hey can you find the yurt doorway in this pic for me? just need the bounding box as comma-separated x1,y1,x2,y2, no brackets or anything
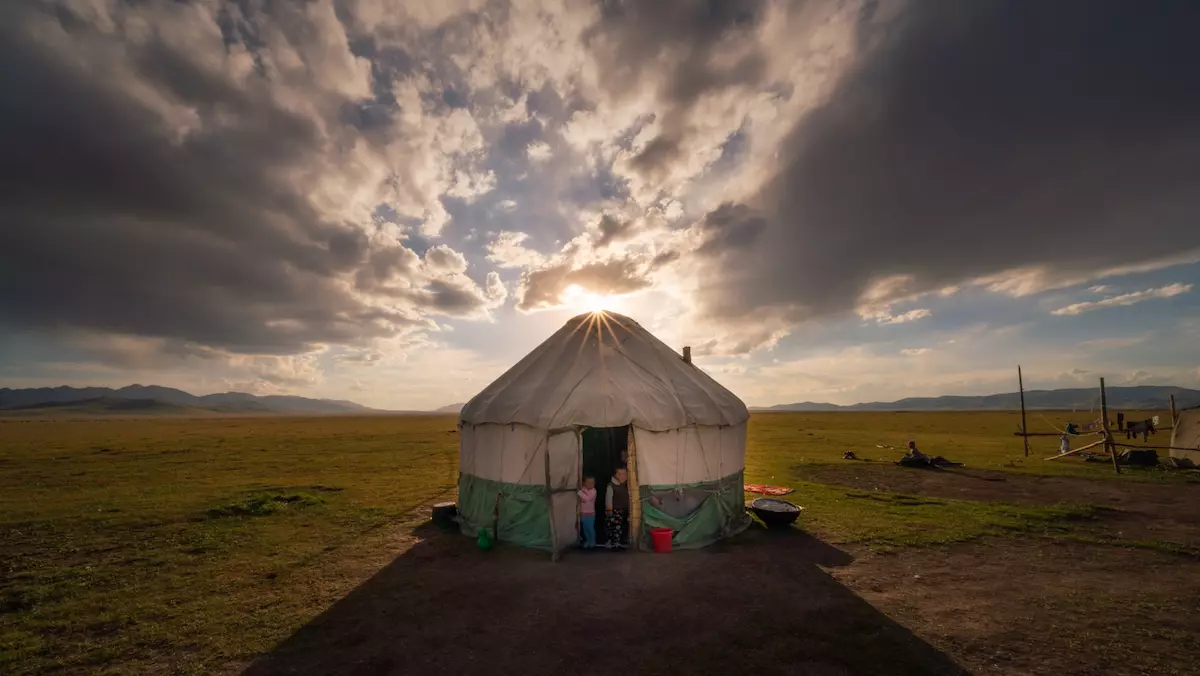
580,426,629,547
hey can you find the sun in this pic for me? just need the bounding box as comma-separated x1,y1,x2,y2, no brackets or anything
563,284,618,313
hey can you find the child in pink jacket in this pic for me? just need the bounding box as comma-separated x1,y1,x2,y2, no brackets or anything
577,476,597,549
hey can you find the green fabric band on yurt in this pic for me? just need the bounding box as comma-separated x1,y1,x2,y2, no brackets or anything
638,471,749,549
457,474,552,550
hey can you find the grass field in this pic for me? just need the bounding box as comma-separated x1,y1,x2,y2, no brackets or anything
1,412,1197,675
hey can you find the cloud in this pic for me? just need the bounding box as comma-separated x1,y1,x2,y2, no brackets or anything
227,354,325,389
682,1,1200,350
1121,369,1158,386
487,231,548,269
1050,283,1193,316
7,0,1200,408
862,308,932,325
49,328,335,395
900,348,931,356
694,203,768,255
0,1,502,358
972,252,1200,298
334,349,385,365
425,245,469,272
584,1,772,175
594,214,637,248
526,141,552,162
516,258,655,312
485,271,508,304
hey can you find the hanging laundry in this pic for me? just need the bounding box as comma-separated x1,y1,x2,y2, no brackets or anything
1126,419,1156,442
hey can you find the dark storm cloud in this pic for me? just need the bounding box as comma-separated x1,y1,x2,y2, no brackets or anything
0,3,486,355
586,0,770,178
594,214,636,248
696,0,1200,328
695,203,766,255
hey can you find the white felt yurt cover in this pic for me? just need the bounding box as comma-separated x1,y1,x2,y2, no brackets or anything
1169,408,1200,467
457,311,751,552
460,311,748,431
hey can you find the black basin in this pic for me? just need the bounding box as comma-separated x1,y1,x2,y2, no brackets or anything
749,497,802,529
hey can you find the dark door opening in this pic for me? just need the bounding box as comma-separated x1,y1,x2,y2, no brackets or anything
580,425,629,547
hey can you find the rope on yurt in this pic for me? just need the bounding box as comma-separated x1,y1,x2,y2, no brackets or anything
680,425,688,488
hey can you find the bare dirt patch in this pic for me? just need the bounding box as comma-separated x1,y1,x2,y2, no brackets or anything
801,464,1200,546
833,539,1200,676
243,525,966,676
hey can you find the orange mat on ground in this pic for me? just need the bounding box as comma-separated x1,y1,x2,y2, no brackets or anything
743,484,795,496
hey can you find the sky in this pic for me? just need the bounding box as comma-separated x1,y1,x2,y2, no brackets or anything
2,0,1200,410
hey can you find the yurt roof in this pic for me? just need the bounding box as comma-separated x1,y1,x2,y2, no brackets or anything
460,311,749,431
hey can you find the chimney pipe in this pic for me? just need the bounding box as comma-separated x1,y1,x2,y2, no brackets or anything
682,346,692,364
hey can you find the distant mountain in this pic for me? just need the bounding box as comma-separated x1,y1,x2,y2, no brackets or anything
435,403,465,414
752,386,1200,412
0,384,377,415
3,396,204,416
754,401,844,412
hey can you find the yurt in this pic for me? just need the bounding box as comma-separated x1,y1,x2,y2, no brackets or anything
457,311,750,555
1169,407,1200,468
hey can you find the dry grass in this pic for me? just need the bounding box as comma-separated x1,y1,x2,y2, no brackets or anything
1,411,1196,674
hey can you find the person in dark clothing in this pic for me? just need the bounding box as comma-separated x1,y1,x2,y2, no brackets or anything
898,440,963,468
604,467,630,549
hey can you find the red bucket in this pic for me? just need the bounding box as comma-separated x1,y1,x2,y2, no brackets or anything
650,527,673,553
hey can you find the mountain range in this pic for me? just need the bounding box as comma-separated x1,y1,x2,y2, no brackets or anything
4,384,1196,417
0,384,378,415
751,386,1200,412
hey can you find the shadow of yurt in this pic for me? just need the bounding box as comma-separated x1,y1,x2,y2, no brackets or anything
242,522,968,676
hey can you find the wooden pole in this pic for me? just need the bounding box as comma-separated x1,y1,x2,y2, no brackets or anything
626,427,642,551
1100,377,1120,475
1044,437,1108,460
1018,366,1030,458
1170,394,1178,425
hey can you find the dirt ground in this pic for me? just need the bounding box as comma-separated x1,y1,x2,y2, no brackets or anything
239,464,1200,676
242,525,966,676
241,516,1200,676
833,540,1200,676
801,464,1200,546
